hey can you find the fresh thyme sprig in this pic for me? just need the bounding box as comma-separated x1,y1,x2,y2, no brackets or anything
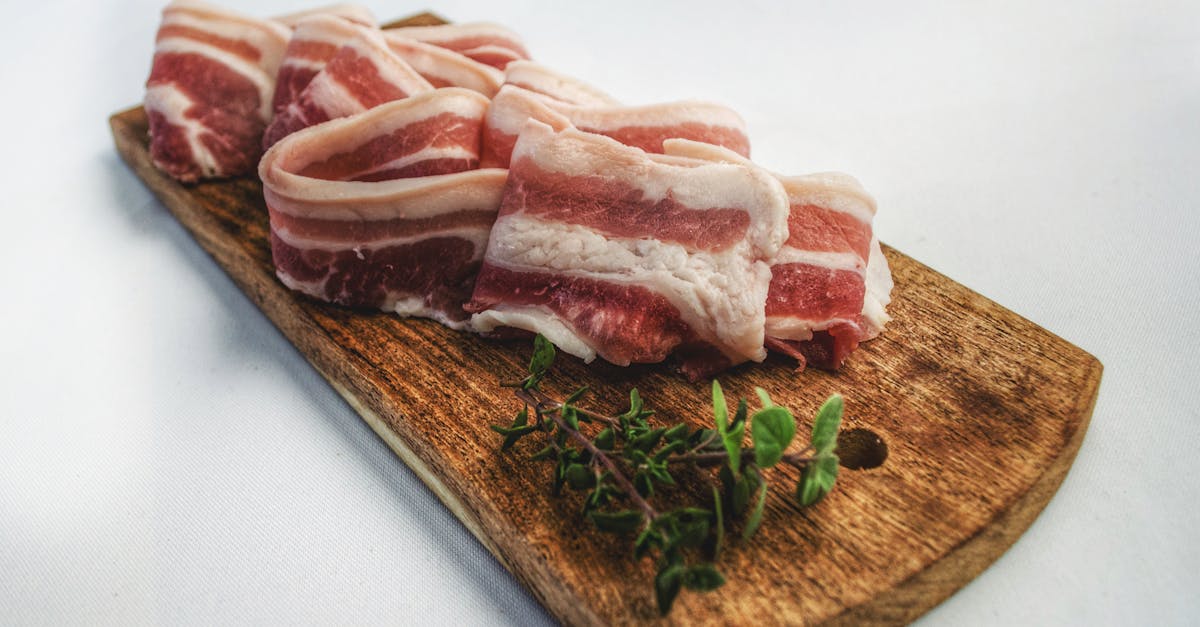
492,334,845,615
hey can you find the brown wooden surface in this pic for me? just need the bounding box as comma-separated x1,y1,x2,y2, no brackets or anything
110,46,1100,624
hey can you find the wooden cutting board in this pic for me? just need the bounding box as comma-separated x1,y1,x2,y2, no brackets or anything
111,24,1100,623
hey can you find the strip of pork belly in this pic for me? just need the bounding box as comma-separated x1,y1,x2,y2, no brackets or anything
482,85,749,168
467,121,788,372
260,88,507,328
663,138,893,368
270,15,370,117
144,0,290,182
501,60,618,106
262,26,432,149
272,3,375,28
383,22,530,69
382,33,504,97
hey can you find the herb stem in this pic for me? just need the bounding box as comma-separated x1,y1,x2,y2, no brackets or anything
670,449,818,468
515,387,658,522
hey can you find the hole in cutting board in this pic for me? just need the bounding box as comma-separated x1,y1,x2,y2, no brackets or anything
838,428,888,470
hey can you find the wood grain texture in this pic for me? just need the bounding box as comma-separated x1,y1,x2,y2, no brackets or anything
111,24,1100,622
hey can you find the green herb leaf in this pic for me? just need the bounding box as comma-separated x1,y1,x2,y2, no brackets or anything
630,427,667,453
712,380,728,431
811,394,844,455
528,334,556,377
593,427,615,451
711,486,725,560
562,404,580,431
755,387,774,408
796,452,840,507
655,564,685,615
732,473,751,514
664,423,690,443
564,386,589,405
751,406,796,468
589,509,643,534
530,444,555,461
742,480,769,540
565,463,593,490
681,564,725,591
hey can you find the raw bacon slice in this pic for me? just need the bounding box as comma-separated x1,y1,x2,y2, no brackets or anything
482,84,750,168
663,139,893,369
382,33,504,97
467,121,789,374
260,88,508,328
144,0,290,182
501,60,618,106
383,22,530,69
272,3,375,28
269,15,370,117
262,26,433,149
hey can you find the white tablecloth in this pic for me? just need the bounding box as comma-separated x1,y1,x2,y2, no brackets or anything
2,0,1197,624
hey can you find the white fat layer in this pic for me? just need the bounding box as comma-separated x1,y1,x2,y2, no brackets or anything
772,246,865,272
392,296,471,331
483,215,772,363
383,22,524,50
489,86,744,138
264,168,507,220
861,238,894,340
469,307,599,363
341,144,477,182
162,4,289,72
272,4,376,28
384,35,504,96
272,225,491,257
303,70,371,118
503,60,618,106
144,84,219,176
154,38,276,120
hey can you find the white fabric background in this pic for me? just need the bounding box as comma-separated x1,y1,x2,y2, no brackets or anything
1,0,1197,624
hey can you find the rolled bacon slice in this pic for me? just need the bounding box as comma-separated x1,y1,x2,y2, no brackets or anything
663,139,893,369
467,121,789,377
382,33,504,97
501,60,618,106
260,88,508,328
383,22,530,69
482,84,750,168
262,26,432,149
272,3,375,28
270,15,370,117
144,0,290,182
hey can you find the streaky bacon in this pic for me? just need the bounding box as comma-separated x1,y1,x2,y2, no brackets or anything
482,84,750,168
260,88,508,327
501,60,618,106
383,22,530,69
262,25,433,149
662,139,893,369
467,120,788,376
382,33,504,97
270,15,370,117
144,0,290,182
272,3,375,28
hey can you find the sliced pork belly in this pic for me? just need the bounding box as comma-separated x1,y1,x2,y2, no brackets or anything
144,0,290,182
501,60,618,105
482,84,750,168
262,26,432,149
383,22,530,69
663,139,893,369
270,15,370,117
382,33,504,97
272,3,375,28
260,88,508,327
467,121,788,376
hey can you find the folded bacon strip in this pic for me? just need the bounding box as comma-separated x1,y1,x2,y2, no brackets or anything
382,33,505,97
262,26,432,148
383,22,530,69
663,139,893,369
482,84,750,168
260,88,508,327
272,3,375,28
501,60,618,106
145,0,290,181
270,15,369,117
467,121,788,376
